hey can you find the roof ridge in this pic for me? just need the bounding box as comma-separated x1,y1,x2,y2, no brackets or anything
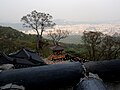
24,48,36,53
2,53,13,61
22,48,31,59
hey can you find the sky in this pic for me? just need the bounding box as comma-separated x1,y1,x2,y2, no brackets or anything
0,0,120,23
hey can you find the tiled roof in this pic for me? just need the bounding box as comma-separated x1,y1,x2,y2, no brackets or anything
50,45,64,51
9,48,46,65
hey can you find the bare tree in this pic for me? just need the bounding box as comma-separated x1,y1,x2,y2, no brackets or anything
47,28,69,45
21,10,55,51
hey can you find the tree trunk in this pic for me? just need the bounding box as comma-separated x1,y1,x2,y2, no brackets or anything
36,29,40,53
40,26,44,38
91,44,95,61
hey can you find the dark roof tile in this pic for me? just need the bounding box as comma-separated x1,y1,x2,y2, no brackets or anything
50,45,64,51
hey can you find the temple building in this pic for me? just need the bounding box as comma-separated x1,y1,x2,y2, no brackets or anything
9,48,46,65
48,45,83,62
0,48,46,69
48,45,66,61
0,53,35,69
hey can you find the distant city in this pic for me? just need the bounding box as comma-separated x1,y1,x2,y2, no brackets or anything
0,21,120,44
0,21,120,35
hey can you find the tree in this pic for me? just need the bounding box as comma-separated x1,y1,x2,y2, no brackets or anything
82,31,103,61
21,10,55,51
102,34,120,60
82,31,120,61
47,28,69,45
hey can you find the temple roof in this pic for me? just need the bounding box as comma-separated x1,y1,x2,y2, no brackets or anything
0,53,35,65
9,48,46,65
50,45,64,51
0,53,13,65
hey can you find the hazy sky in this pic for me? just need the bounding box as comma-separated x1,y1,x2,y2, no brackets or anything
0,0,120,23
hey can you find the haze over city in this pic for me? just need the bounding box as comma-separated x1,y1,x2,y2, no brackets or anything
0,0,120,23
0,0,120,38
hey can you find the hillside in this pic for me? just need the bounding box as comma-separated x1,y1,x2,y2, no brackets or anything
0,26,36,41
60,35,82,44
0,26,82,58
44,35,82,44
0,26,36,54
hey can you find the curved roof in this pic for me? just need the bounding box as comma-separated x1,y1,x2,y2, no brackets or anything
0,53,35,66
9,48,46,65
50,45,64,51
0,53,13,65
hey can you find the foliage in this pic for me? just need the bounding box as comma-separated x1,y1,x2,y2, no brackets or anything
82,31,103,60
82,31,120,61
0,26,36,54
